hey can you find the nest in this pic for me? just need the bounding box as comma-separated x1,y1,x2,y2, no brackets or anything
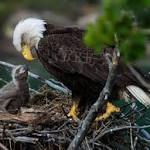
0,85,149,150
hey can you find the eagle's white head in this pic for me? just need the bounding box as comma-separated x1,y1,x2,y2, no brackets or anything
13,18,46,61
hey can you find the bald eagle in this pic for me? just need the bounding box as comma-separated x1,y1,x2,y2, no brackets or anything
13,18,150,121
0,65,29,113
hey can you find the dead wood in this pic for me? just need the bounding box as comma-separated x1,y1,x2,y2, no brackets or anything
0,87,148,149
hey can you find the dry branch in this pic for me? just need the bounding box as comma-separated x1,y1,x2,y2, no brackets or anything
0,87,148,149
67,49,119,150
95,124,150,141
0,142,9,150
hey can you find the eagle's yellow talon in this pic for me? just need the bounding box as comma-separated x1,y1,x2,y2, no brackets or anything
68,102,79,121
96,102,120,121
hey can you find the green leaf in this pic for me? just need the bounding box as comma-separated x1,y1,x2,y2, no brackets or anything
84,0,149,62
120,31,146,62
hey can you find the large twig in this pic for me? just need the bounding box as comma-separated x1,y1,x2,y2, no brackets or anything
129,122,135,150
67,49,118,150
0,60,70,94
95,124,150,141
0,142,9,150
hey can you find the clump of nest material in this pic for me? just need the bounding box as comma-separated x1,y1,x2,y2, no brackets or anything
28,85,72,126
0,85,149,150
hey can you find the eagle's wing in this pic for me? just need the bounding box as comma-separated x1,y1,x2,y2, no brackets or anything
38,27,109,82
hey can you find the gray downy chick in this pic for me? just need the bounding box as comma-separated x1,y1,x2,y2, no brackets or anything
0,65,30,113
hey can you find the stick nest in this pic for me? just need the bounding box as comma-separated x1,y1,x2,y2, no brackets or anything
0,85,149,150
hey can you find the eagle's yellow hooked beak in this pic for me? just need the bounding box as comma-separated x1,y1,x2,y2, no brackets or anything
22,45,34,61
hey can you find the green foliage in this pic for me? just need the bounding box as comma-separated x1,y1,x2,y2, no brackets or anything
120,31,146,62
84,0,150,62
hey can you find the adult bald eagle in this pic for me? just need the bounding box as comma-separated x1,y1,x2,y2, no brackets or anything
13,18,150,120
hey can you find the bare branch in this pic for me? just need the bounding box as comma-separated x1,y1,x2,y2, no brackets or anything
0,142,9,150
95,124,150,141
67,50,118,150
130,122,135,150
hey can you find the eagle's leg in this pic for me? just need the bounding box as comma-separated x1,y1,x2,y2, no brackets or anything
68,101,79,121
96,102,120,121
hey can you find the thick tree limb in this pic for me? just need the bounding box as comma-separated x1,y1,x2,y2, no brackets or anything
67,50,118,150
0,60,70,94
0,142,9,150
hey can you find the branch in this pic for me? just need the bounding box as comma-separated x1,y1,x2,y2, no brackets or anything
13,136,38,144
128,65,150,89
0,60,70,94
95,124,150,141
0,143,9,150
67,50,118,150
129,122,134,150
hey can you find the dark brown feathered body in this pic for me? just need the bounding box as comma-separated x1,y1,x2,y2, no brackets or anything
36,24,147,110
